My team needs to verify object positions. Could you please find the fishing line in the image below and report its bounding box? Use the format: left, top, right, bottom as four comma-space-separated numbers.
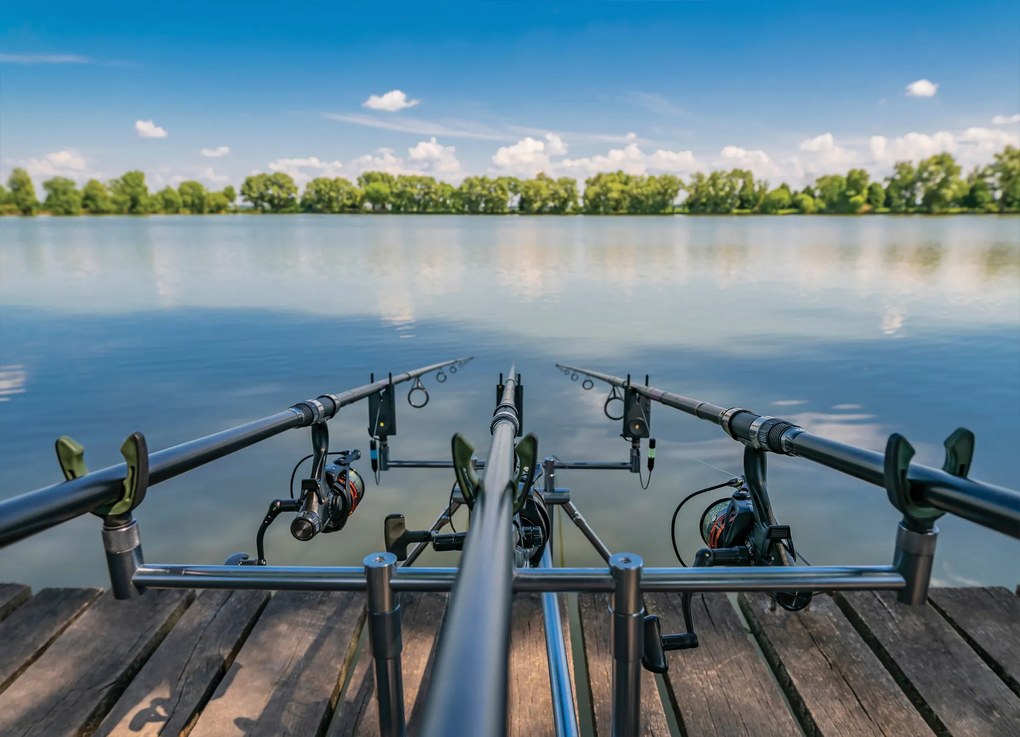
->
669, 478, 742, 567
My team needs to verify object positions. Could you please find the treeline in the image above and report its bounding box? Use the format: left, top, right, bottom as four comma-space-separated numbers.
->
2, 146, 1018, 216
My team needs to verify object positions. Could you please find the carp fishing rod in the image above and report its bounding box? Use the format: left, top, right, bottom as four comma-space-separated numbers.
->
0, 357, 472, 549
2, 360, 1018, 737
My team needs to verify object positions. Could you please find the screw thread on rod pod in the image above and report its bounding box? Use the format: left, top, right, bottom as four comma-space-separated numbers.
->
609, 552, 644, 737
103, 517, 144, 599
893, 522, 938, 605
365, 552, 405, 737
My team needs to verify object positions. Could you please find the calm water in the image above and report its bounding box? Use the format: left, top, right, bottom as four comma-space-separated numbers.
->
1, 215, 1018, 589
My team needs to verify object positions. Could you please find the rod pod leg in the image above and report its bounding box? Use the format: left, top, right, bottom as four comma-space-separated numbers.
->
610, 552, 644, 737
365, 552, 406, 737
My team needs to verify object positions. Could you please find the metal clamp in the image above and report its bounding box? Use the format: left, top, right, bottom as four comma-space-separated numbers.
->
720, 407, 749, 440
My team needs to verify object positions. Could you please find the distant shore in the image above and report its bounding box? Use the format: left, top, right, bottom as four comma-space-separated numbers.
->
3, 145, 1017, 216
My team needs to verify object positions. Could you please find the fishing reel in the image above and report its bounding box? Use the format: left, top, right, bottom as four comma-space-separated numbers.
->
643, 445, 809, 673
695, 475, 811, 612
292, 450, 365, 540
226, 448, 365, 566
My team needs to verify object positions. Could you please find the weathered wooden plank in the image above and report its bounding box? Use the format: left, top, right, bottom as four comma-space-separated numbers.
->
0, 583, 31, 621
327, 592, 447, 737
579, 593, 670, 737
739, 592, 935, 737
0, 587, 103, 693
647, 592, 800, 737
928, 587, 1020, 698
0, 589, 193, 737
95, 589, 269, 737
837, 590, 1020, 737
188, 590, 364, 737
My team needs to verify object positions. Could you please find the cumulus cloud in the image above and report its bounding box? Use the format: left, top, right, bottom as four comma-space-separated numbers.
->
200, 146, 230, 158
491, 134, 568, 175
362, 90, 420, 112
797, 133, 857, 170
717, 145, 780, 176
560, 143, 697, 176
407, 137, 461, 174
869, 127, 1017, 169
267, 156, 345, 184
905, 79, 938, 97
21, 150, 87, 179
135, 119, 168, 138
992, 113, 1020, 125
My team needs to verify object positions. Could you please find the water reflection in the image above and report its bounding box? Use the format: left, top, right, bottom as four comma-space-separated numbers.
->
0, 216, 1017, 590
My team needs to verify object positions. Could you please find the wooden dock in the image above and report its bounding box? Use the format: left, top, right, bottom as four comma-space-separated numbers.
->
0, 583, 1017, 737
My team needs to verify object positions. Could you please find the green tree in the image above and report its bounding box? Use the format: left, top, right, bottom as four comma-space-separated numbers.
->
222, 185, 237, 206
301, 177, 360, 213
760, 185, 792, 214
205, 191, 230, 213
158, 186, 182, 213
867, 182, 886, 209
884, 161, 919, 212
990, 145, 1020, 211
241, 174, 271, 211
734, 170, 767, 211
264, 173, 298, 212
41, 177, 82, 215
178, 180, 207, 214
813, 174, 846, 212
81, 179, 114, 214
916, 153, 963, 213
358, 172, 396, 212
110, 171, 151, 214
792, 192, 818, 214
456, 176, 512, 213
7, 168, 38, 215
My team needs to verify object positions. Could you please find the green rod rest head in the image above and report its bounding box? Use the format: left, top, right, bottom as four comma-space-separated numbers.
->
55, 436, 88, 481
451, 433, 479, 509
884, 432, 944, 531
92, 432, 150, 519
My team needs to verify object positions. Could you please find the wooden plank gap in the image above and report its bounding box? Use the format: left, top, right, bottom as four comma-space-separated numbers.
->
0, 587, 103, 694
928, 587, 1020, 699
0, 583, 31, 621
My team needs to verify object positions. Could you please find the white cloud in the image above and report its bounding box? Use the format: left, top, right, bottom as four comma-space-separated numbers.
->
869, 127, 1017, 170
491, 134, 568, 175
200, 146, 230, 158
560, 143, 696, 176
346, 149, 405, 176
717, 145, 779, 176
362, 90, 420, 112
21, 150, 87, 179
267, 156, 345, 184
407, 137, 461, 174
869, 131, 955, 162
135, 120, 168, 139
0, 53, 91, 64
905, 79, 938, 97
797, 133, 857, 170
991, 114, 1020, 125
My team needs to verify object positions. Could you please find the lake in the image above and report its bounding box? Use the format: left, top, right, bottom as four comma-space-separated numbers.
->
1, 215, 1018, 589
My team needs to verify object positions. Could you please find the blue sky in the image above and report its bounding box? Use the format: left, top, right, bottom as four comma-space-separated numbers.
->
1, 1, 1018, 189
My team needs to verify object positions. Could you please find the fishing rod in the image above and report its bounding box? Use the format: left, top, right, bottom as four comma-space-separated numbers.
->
0, 357, 472, 549
555, 362, 1020, 541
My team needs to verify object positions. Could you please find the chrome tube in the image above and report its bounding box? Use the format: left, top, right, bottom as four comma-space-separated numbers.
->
365, 552, 405, 737
539, 546, 580, 737
610, 553, 643, 737
132, 564, 904, 593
